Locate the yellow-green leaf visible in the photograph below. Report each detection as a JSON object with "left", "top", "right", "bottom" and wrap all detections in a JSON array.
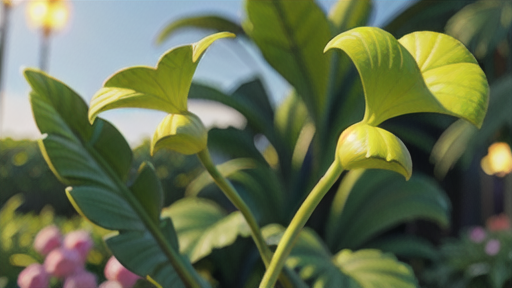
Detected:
[
  {"left": 151, "top": 112, "right": 207, "bottom": 156},
  {"left": 336, "top": 123, "right": 412, "bottom": 180},
  {"left": 325, "top": 27, "right": 489, "bottom": 128},
  {"left": 88, "top": 32, "right": 235, "bottom": 123}
]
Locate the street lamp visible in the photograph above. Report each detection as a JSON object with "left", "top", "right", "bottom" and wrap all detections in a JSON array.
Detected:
[{"left": 26, "top": 0, "right": 69, "bottom": 72}]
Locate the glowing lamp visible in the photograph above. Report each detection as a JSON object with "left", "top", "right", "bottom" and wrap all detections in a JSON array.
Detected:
[{"left": 481, "top": 142, "right": 512, "bottom": 177}]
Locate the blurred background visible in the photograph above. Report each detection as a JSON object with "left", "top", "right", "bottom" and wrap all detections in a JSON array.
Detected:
[{"left": 1, "top": 0, "right": 511, "bottom": 287}]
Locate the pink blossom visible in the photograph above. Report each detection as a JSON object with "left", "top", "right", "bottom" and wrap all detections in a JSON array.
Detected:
[
  {"left": 63, "top": 230, "right": 93, "bottom": 262},
  {"left": 99, "top": 280, "right": 124, "bottom": 288},
  {"left": 34, "top": 225, "right": 62, "bottom": 256},
  {"left": 44, "top": 247, "right": 83, "bottom": 278},
  {"left": 17, "top": 263, "right": 50, "bottom": 288},
  {"left": 485, "top": 239, "right": 501, "bottom": 256},
  {"left": 63, "top": 270, "right": 97, "bottom": 288},
  {"left": 469, "top": 226, "right": 486, "bottom": 243},
  {"left": 104, "top": 256, "right": 140, "bottom": 288}
]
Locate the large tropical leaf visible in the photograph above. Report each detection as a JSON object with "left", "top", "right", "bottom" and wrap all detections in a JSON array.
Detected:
[
  {"left": 89, "top": 32, "right": 234, "bottom": 122},
  {"left": 206, "top": 127, "right": 268, "bottom": 165},
  {"left": 161, "top": 198, "right": 251, "bottom": 263},
  {"left": 243, "top": 0, "right": 332, "bottom": 122},
  {"left": 325, "top": 169, "right": 450, "bottom": 252},
  {"left": 445, "top": 0, "right": 512, "bottom": 58},
  {"left": 156, "top": 15, "right": 245, "bottom": 45},
  {"left": 263, "top": 225, "right": 417, "bottom": 288},
  {"left": 431, "top": 74, "right": 512, "bottom": 177},
  {"left": 325, "top": 27, "right": 489, "bottom": 128},
  {"left": 328, "top": 0, "right": 373, "bottom": 34},
  {"left": 25, "top": 69, "right": 200, "bottom": 288}
]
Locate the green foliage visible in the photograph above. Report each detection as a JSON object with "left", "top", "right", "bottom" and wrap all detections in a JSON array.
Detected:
[{"left": 25, "top": 69, "right": 203, "bottom": 287}]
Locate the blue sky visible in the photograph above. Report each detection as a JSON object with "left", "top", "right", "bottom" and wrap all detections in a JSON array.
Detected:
[{"left": 1, "top": 0, "right": 414, "bottom": 146}]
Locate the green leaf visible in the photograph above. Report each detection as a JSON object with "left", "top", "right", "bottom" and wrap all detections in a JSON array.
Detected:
[
  {"left": 151, "top": 112, "right": 207, "bottom": 155},
  {"left": 156, "top": 15, "right": 245, "bottom": 45},
  {"left": 189, "top": 81, "right": 275, "bottom": 144},
  {"left": 105, "top": 219, "right": 187, "bottom": 288},
  {"left": 130, "top": 162, "right": 164, "bottom": 224},
  {"left": 325, "top": 27, "right": 489, "bottom": 128},
  {"left": 25, "top": 69, "right": 197, "bottom": 287},
  {"left": 263, "top": 225, "right": 360, "bottom": 288},
  {"left": 336, "top": 123, "right": 412, "bottom": 180},
  {"left": 162, "top": 198, "right": 251, "bottom": 263},
  {"left": 328, "top": 0, "right": 373, "bottom": 34},
  {"left": 431, "top": 74, "right": 512, "bottom": 177},
  {"left": 365, "top": 235, "right": 439, "bottom": 261},
  {"left": 244, "top": 0, "right": 332, "bottom": 121},
  {"left": 446, "top": 0, "right": 512, "bottom": 58},
  {"left": 274, "top": 91, "right": 309, "bottom": 155},
  {"left": 206, "top": 127, "right": 268, "bottom": 165},
  {"left": 333, "top": 249, "right": 418, "bottom": 288},
  {"left": 326, "top": 169, "right": 450, "bottom": 252},
  {"left": 88, "top": 32, "right": 235, "bottom": 122}
]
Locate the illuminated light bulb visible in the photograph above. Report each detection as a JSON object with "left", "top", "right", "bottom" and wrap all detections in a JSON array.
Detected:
[
  {"left": 481, "top": 142, "right": 512, "bottom": 177},
  {"left": 26, "top": 0, "right": 69, "bottom": 30}
]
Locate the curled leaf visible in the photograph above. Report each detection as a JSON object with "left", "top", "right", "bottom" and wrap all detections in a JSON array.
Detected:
[
  {"left": 151, "top": 112, "right": 207, "bottom": 155},
  {"left": 89, "top": 32, "right": 235, "bottom": 123},
  {"left": 324, "top": 27, "right": 488, "bottom": 128},
  {"left": 336, "top": 123, "right": 412, "bottom": 180}
]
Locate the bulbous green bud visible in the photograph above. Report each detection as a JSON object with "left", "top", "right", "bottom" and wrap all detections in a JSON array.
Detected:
[
  {"left": 151, "top": 112, "right": 207, "bottom": 155},
  {"left": 337, "top": 123, "right": 412, "bottom": 180}
]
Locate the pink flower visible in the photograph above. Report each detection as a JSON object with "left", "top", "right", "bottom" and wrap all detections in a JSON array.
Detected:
[
  {"left": 44, "top": 247, "right": 83, "bottom": 278},
  {"left": 63, "top": 230, "right": 93, "bottom": 262},
  {"left": 104, "top": 256, "right": 140, "bottom": 288},
  {"left": 63, "top": 270, "right": 97, "bottom": 288},
  {"left": 17, "top": 264, "right": 49, "bottom": 288},
  {"left": 99, "top": 280, "right": 124, "bottom": 288},
  {"left": 469, "top": 226, "right": 486, "bottom": 243},
  {"left": 485, "top": 239, "right": 501, "bottom": 256},
  {"left": 34, "top": 225, "right": 62, "bottom": 256}
]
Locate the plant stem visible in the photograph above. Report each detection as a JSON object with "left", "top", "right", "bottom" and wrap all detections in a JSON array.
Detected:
[
  {"left": 89, "top": 148, "right": 205, "bottom": 288},
  {"left": 197, "top": 149, "right": 304, "bottom": 288},
  {"left": 259, "top": 160, "right": 344, "bottom": 288}
]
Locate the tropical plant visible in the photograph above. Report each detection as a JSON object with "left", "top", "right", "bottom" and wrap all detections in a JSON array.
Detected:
[{"left": 22, "top": 0, "right": 489, "bottom": 287}]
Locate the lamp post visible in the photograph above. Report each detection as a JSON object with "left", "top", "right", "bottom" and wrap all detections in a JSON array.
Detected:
[{"left": 27, "top": 0, "right": 69, "bottom": 72}]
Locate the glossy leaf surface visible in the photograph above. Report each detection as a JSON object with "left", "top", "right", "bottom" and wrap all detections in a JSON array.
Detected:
[
  {"left": 263, "top": 225, "right": 416, "bottom": 288},
  {"left": 334, "top": 249, "right": 417, "bottom": 288},
  {"left": 326, "top": 169, "right": 450, "bottom": 252},
  {"left": 162, "top": 198, "right": 251, "bottom": 263},
  {"left": 89, "top": 32, "right": 235, "bottom": 122},
  {"left": 337, "top": 123, "right": 412, "bottom": 180},
  {"left": 156, "top": 15, "right": 244, "bottom": 45},
  {"left": 151, "top": 112, "right": 207, "bottom": 155},
  {"left": 325, "top": 27, "right": 488, "bottom": 128},
  {"left": 244, "top": 0, "right": 331, "bottom": 121},
  {"left": 25, "top": 69, "right": 192, "bottom": 287}
]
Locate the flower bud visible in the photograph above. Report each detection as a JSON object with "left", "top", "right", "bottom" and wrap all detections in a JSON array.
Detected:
[
  {"left": 44, "top": 248, "right": 82, "bottom": 278},
  {"left": 151, "top": 112, "right": 207, "bottom": 155},
  {"left": 63, "top": 230, "right": 93, "bottom": 262},
  {"left": 337, "top": 123, "right": 412, "bottom": 180},
  {"left": 17, "top": 264, "right": 49, "bottom": 288},
  {"left": 104, "top": 256, "right": 140, "bottom": 288},
  {"left": 63, "top": 270, "right": 97, "bottom": 288},
  {"left": 34, "top": 225, "right": 62, "bottom": 256}
]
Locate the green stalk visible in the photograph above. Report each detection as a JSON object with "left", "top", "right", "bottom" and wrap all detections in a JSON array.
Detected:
[
  {"left": 197, "top": 149, "right": 305, "bottom": 288},
  {"left": 259, "top": 159, "right": 344, "bottom": 288},
  {"left": 88, "top": 148, "right": 205, "bottom": 288}
]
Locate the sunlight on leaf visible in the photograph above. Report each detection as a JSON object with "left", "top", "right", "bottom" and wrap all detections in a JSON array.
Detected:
[{"left": 151, "top": 112, "right": 207, "bottom": 155}]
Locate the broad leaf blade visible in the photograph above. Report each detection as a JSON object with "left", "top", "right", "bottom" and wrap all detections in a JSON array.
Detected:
[
  {"left": 157, "top": 15, "right": 245, "bottom": 45},
  {"left": 244, "top": 0, "right": 331, "bottom": 122},
  {"left": 325, "top": 27, "right": 489, "bottom": 128},
  {"left": 328, "top": 0, "right": 373, "bottom": 34},
  {"left": 89, "top": 32, "right": 235, "bottom": 122},
  {"left": 130, "top": 162, "right": 164, "bottom": 224},
  {"left": 334, "top": 249, "right": 418, "bottom": 288},
  {"left": 326, "top": 169, "right": 450, "bottom": 252},
  {"left": 162, "top": 198, "right": 251, "bottom": 263}
]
